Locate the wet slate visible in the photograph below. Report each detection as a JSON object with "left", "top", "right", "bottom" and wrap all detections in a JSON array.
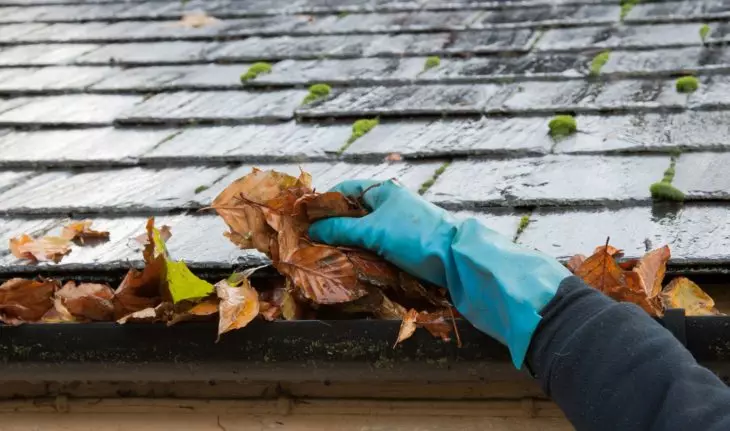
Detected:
[
  {"left": 117, "top": 90, "right": 307, "bottom": 124},
  {"left": 252, "top": 57, "right": 424, "bottom": 86},
  {"left": 142, "top": 123, "right": 346, "bottom": 162},
  {"left": 0, "top": 66, "right": 115, "bottom": 92},
  {"left": 555, "top": 111, "right": 730, "bottom": 154},
  {"left": 0, "top": 217, "right": 62, "bottom": 259},
  {"left": 0, "top": 166, "right": 231, "bottom": 214},
  {"left": 0, "top": 128, "right": 174, "bottom": 167},
  {"left": 444, "top": 29, "right": 538, "bottom": 54},
  {"left": 298, "top": 84, "right": 508, "bottom": 117},
  {"left": 0, "top": 95, "right": 143, "bottom": 126},
  {"left": 0, "top": 170, "right": 35, "bottom": 194},
  {"left": 0, "top": 43, "right": 100, "bottom": 66},
  {"left": 601, "top": 47, "right": 705, "bottom": 76},
  {"left": 419, "top": 53, "right": 587, "bottom": 82},
  {"left": 343, "top": 117, "right": 553, "bottom": 159},
  {"left": 426, "top": 155, "right": 668, "bottom": 207},
  {"left": 521, "top": 204, "right": 730, "bottom": 263},
  {"left": 74, "top": 42, "right": 219, "bottom": 65},
  {"left": 536, "top": 24, "right": 704, "bottom": 52},
  {"left": 673, "top": 152, "right": 730, "bottom": 200}
]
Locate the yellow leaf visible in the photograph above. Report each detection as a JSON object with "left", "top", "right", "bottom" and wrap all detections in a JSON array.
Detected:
[
  {"left": 166, "top": 259, "right": 214, "bottom": 304},
  {"left": 661, "top": 277, "right": 722, "bottom": 316}
]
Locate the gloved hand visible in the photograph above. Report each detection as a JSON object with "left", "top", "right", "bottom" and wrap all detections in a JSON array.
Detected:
[{"left": 309, "top": 179, "right": 571, "bottom": 369}]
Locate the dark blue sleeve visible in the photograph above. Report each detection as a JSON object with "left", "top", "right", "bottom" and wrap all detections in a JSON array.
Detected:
[{"left": 527, "top": 276, "right": 730, "bottom": 431}]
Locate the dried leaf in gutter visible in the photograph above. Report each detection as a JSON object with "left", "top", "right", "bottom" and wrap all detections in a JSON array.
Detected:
[
  {"left": 661, "top": 277, "right": 722, "bottom": 316},
  {"left": 575, "top": 246, "right": 626, "bottom": 294},
  {"left": 566, "top": 254, "right": 586, "bottom": 273},
  {"left": 114, "top": 266, "right": 163, "bottom": 319},
  {"left": 215, "top": 279, "right": 259, "bottom": 340},
  {"left": 9, "top": 234, "right": 71, "bottom": 263},
  {"left": 168, "top": 298, "right": 219, "bottom": 326},
  {"left": 277, "top": 245, "right": 366, "bottom": 304},
  {"left": 41, "top": 298, "right": 77, "bottom": 323},
  {"left": 395, "top": 309, "right": 419, "bottom": 346},
  {"left": 60, "top": 220, "right": 110, "bottom": 245},
  {"left": 0, "top": 278, "right": 57, "bottom": 324},
  {"left": 57, "top": 281, "right": 115, "bottom": 321},
  {"left": 594, "top": 245, "right": 623, "bottom": 257},
  {"left": 117, "top": 302, "right": 172, "bottom": 324}
]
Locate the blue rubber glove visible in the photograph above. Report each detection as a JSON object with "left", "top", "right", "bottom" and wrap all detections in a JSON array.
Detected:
[{"left": 309, "top": 179, "right": 571, "bottom": 369}]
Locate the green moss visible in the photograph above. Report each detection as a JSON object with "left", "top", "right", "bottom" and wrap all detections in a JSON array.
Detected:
[
  {"left": 513, "top": 214, "right": 531, "bottom": 242},
  {"left": 418, "top": 161, "right": 451, "bottom": 195},
  {"left": 676, "top": 76, "right": 699, "bottom": 93},
  {"left": 424, "top": 56, "right": 441, "bottom": 71},
  {"left": 650, "top": 182, "right": 685, "bottom": 202},
  {"left": 194, "top": 185, "right": 209, "bottom": 194},
  {"left": 620, "top": 0, "right": 640, "bottom": 20},
  {"left": 548, "top": 115, "right": 577, "bottom": 139},
  {"left": 589, "top": 51, "right": 610, "bottom": 76},
  {"left": 240, "top": 62, "right": 272, "bottom": 82},
  {"left": 700, "top": 24, "right": 710, "bottom": 42},
  {"left": 339, "top": 118, "right": 379, "bottom": 153},
  {"left": 301, "top": 83, "right": 332, "bottom": 105}
]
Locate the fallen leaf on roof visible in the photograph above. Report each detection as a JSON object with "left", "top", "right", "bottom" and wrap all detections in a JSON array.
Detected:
[
  {"left": 216, "top": 278, "right": 259, "bottom": 340},
  {"left": 177, "top": 11, "right": 219, "bottom": 28},
  {"left": 9, "top": 234, "right": 71, "bottom": 263},
  {"left": 384, "top": 153, "right": 403, "bottom": 162},
  {"left": 56, "top": 281, "right": 115, "bottom": 321},
  {"left": 133, "top": 224, "right": 171, "bottom": 246},
  {"left": 61, "top": 220, "right": 110, "bottom": 245},
  {"left": 0, "top": 278, "right": 57, "bottom": 324},
  {"left": 661, "top": 277, "right": 722, "bottom": 316},
  {"left": 566, "top": 254, "right": 586, "bottom": 272}
]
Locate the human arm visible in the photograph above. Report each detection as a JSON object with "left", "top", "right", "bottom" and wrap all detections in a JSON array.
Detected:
[{"left": 309, "top": 179, "right": 730, "bottom": 431}]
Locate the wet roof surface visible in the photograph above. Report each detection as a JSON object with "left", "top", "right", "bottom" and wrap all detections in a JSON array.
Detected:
[{"left": 0, "top": 0, "right": 729, "bottom": 275}]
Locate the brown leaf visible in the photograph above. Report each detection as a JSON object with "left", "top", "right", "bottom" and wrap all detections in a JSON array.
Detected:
[
  {"left": 566, "top": 254, "right": 586, "bottom": 273},
  {"left": 177, "top": 11, "right": 219, "bottom": 28},
  {"left": 661, "top": 277, "right": 722, "bottom": 316},
  {"left": 277, "top": 245, "right": 366, "bottom": 304},
  {"left": 215, "top": 278, "right": 260, "bottom": 340},
  {"left": 113, "top": 267, "right": 163, "bottom": 319},
  {"left": 41, "top": 297, "right": 77, "bottom": 323},
  {"left": 168, "top": 298, "right": 219, "bottom": 325},
  {"left": 0, "top": 278, "right": 57, "bottom": 323},
  {"left": 632, "top": 245, "right": 670, "bottom": 299},
  {"left": 384, "top": 153, "right": 403, "bottom": 163},
  {"left": 341, "top": 287, "right": 406, "bottom": 319},
  {"left": 575, "top": 247, "right": 625, "bottom": 293},
  {"left": 56, "top": 281, "right": 115, "bottom": 321},
  {"left": 395, "top": 309, "right": 418, "bottom": 346},
  {"left": 61, "top": 220, "right": 110, "bottom": 245},
  {"left": 594, "top": 245, "right": 624, "bottom": 258},
  {"left": 134, "top": 225, "right": 171, "bottom": 246},
  {"left": 117, "top": 302, "right": 172, "bottom": 324},
  {"left": 346, "top": 249, "right": 400, "bottom": 288},
  {"left": 9, "top": 234, "right": 71, "bottom": 263},
  {"left": 294, "top": 192, "right": 368, "bottom": 222},
  {"left": 416, "top": 310, "right": 452, "bottom": 342},
  {"left": 618, "top": 258, "right": 639, "bottom": 270}
]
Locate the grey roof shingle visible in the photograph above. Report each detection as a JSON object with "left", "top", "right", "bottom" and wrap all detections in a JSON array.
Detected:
[{"left": 0, "top": 0, "right": 728, "bottom": 273}]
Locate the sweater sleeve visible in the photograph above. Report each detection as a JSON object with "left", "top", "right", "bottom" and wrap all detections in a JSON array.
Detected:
[{"left": 527, "top": 276, "right": 730, "bottom": 431}]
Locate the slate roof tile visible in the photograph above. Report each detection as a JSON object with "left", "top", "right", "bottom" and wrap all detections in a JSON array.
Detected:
[{"left": 0, "top": 0, "right": 727, "bottom": 273}]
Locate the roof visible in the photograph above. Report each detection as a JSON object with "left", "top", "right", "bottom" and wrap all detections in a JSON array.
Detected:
[{"left": 0, "top": 0, "right": 729, "bottom": 278}]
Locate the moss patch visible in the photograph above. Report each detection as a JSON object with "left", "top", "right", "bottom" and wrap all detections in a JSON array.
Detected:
[
  {"left": 240, "top": 62, "right": 272, "bottom": 82},
  {"left": 548, "top": 115, "right": 577, "bottom": 139},
  {"left": 589, "top": 51, "right": 610, "bottom": 76},
  {"left": 620, "top": 0, "right": 640, "bottom": 20},
  {"left": 339, "top": 118, "right": 379, "bottom": 153},
  {"left": 650, "top": 154, "right": 685, "bottom": 202},
  {"left": 675, "top": 76, "right": 699, "bottom": 93},
  {"left": 194, "top": 185, "right": 209, "bottom": 194},
  {"left": 423, "top": 56, "right": 441, "bottom": 71},
  {"left": 700, "top": 24, "right": 710, "bottom": 43},
  {"left": 418, "top": 161, "right": 451, "bottom": 195},
  {"left": 302, "top": 83, "right": 332, "bottom": 105},
  {"left": 513, "top": 214, "right": 531, "bottom": 242}
]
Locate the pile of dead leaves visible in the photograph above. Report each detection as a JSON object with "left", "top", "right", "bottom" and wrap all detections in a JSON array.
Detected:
[
  {"left": 210, "top": 168, "right": 457, "bottom": 345},
  {"left": 1, "top": 168, "right": 722, "bottom": 346},
  {"left": 569, "top": 242, "right": 721, "bottom": 316}
]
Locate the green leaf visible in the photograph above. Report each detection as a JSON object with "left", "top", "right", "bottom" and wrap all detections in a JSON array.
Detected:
[
  {"left": 152, "top": 227, "right": 214, "bottom": 303},
  {"left": 166, "top": 259, "right": 214, "bottom": 304}
]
